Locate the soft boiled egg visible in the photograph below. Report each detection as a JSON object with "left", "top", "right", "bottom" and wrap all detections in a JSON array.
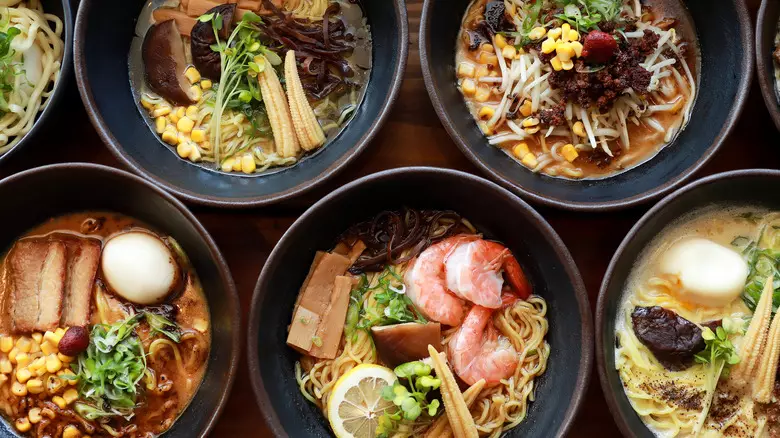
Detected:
[
  {"left": 101, "top": 231, "right": 181, "bottom": 305},
  {"left": 659, "top": 237, "right": 748, "bottom": 307}
]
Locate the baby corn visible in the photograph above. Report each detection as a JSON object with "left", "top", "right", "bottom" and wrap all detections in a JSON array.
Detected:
[
  {"left": 730, "top": 278, "right": 773, "bottom": 386},
  {"left": 285, "top": 50, "right": 325, "bottom": 151},
  {"left": 428, "top": 345, "right": 477, "bottom": 438},
  {"left": 257, "top": 56, "right": 299, "bottom": 158}
]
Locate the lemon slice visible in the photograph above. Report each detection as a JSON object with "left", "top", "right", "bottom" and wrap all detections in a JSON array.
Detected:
[{"left": 327, "top": 364, "right": 397, "bottom": 438}]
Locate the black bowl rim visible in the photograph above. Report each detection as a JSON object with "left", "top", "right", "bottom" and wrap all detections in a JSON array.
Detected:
[
  {"left": 0, "top": 0, "right": 74, "bottom": 166},
  {"left": 246, "top": 166, "right": 594, "bottom": 438},
  {"left": 595, "top": 168, "right": 780, "bottom": 438},
  {"left": 0, "top": 162, "right": 241, "bottom": 438},
  {"left": 419, "top": 0, "right": 754, "bottom": 212},
  {"left": 72, "top": 0, "right": 409, "bottom": 208},
  {"left": 756, "top": 0, "right": 780, "bottom": 132}
]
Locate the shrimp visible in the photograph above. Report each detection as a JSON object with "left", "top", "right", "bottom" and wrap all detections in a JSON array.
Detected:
[
  {"left": 405, "top": 237, "right": 469, "bottom": 326},
  {"left": 445, "top": 239, "right": 531, "bottom": 308},
  {"left": 448, "top": 305, "right": 519, "bottom": 387}
]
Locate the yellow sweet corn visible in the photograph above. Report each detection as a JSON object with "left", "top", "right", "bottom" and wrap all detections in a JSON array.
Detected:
[
  {"left": 31, "top": 333, "right": 42, "bottom": 344},
  {"left": 478, "top": 106, "right": 495, "bottom": 120},
  {"left": 0, "top": 336, "right": 13, "bottom": 353},
  {"left": 501, "top": 45, "right": 517, "bottom": 60},
  {"left": 26, "top": 378, "right": 43, "bottom": 394},
  {"left": 285, "top": 50, "right": 325, "bottom": 151},
  {"left": 561, "top": 144, "right": 579, "bottom": 162},
  {"left": 550, "top": 57, "right": 563, "bottom": 71},
  {"left": 63, "top": 425, "right": 80, "bottom": 438},
  {"left": 16, "top": 337, "right": 31, "bottom": 353},
  {"left": 162, "top": 129, "right": 178, "bottom": 145},
  {"left": 561, "top": 59, "right": 574, "bottom": 71},
  {"left": 155, "top": 117, "right": 166, "bottom": 134},
  {"left": 191, "top": 129, "right": 206, "bottom": 143},
  {"left": 731, "top": 279, "right": 774, "bottom": 386},
  {"left": 568, "top": 29, "right": 580, "bottom": 42},
  {"left": 185, "top": 105, "right": 199, "bottom": 120},
  {"left": 200, "top": 79, "right": 213, "bottom": 90},
  {"left": 529, "top": 27, "right": 547, "bottom": 40},
  {"left": 548, "top": 27, "right": 562, "bottom": 40},
  {"left": 556, "top": 42, "right": 575, "bottom": 62},
  {"left": 480, "top": 43, "right": 494, "bottom": 53},
  {"left": 520, "top": 100, "right": 533, "bottom": 117},
  {"left": 177, "top": 141, "right": 193, "bottom": 159},
  {"left": 12, "top": 381, "right": 26, "bottom": 396},
  {"left": 151, "top": 104, "right": 171, "bottom": 118},
  {"left": 177, "top": 116, "right": 195, "bottom": 133},
  {"left": 15, "top": 418, "right": 30, "bottom": 433},
  {"left": 184, "top": 66, "right": 201, "bottom": 84},
  {"left": 525, "top": 126, "right": 541, "bottom": 135},
  {"left": 541, "top": 38, "right": 556, "bottom": 54},
  {"left": 461, "top": 78, "right": 477, "bottom": 96},
  {"left": 494, "top": 33, "right": 507, "bottom": 49},
  {"left": 28, "top": 408, "right": 41, "bottom": 424},
  {"left": 521, "top": 153, "right": 538, "bottom": 168},
  {"left": 221, "top": 158, "right": 235, "bottom": 172},
  {"left": 474, "top": 86, "right": 491, "bottom": 103},
  {"left": 58, "top": 353, "right": 73, "bottom": 363},
  {"left": 561, "top": 23, "right": 571, "bottom": 42},
  {"left": 241, "top": 155, "right": 257, "bottom": 174},
  {"left": 512, "top": 142, "right": 530, "bottom": 159},
  {"left": 15, "top": 353, "right": 30, "bottom": 368},
  {"left": 16, "top": 368, "right": 31, "bottom": 384},
  {"left": 0, "top": 359, "right": 11, "bottom": 374},
  {"left": 571, "top": 41, "right": 583, "bottom": 57},
  {"left": 474, "top": 65, "right": 490, "bottom": 78},
  {"left": 572, "top": 121, "right": 586, "bottom": 137},
  {"left": 46, "top": 354, "right": 62, "bottom": 373},
  {"left": 457, "top": 62, "right": 475, "bottom": 78},
  {"left": 522, "top": 117, "right": 540, "bottom": 128},
  {"left": 63, "top": 388, "right": 78, "bottom": 404},
  {"left": 52, "top": 395, "right": 67, "bottom": 409},
  {"left": 478, "top": 51, "right": 498, "bottom": 65},
  {"left": 189, "top": 145, "right": 202, "bottom": 162},
  {"left": 190, "top": 85, "right": 203, "bottom": 102},
  {"left": 43, "top": 331, "right": 61, "bottom": 346},
  {"left": 258, "top": 55, "right": 299, "bottom": 158}
]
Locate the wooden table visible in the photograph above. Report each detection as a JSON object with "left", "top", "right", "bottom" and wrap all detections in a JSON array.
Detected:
[{"left": 2, "top": 0, "right": 779, "bottom": 436}]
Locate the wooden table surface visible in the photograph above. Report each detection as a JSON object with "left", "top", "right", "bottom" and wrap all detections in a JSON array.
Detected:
[{"left": 2, "top": 0, "right": 779, "bottom": 436}]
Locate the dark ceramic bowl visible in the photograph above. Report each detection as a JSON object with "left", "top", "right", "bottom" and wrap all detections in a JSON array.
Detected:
[
  {"left": 420, "top": 0, "right": 753, "bottom": 211},
  {"left": 0, "top": 163, "right": 239, "bottom": 438},
  {"left": 248, "top": 167, "right": 593, "bottom": 437},
  {"left": 73, "top": 0, "right": 407, "bottom": 208},
  {"left": 757, "top": 0, "right": 780, "bottom": 131},
  {"left": 597, "top": 169, "right": 780, "bottom": 437},
  {"left": 0, "top": 0, "right": 73, "bottom": 165}
]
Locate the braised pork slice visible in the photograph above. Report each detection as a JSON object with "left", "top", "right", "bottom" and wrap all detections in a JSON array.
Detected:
[
  {"left": 62, "top": 238, "right": 101, "bottom": 327},
  {"left": 10, "top": 239, "right": 66, "bottom": 333}
]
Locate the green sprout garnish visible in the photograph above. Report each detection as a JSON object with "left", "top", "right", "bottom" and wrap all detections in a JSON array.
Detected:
[{"left": 376, "top": 361, "right": 442, "bottom": 438}]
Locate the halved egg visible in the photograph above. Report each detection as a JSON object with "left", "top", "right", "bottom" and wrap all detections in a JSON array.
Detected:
[
  {"left": 659, "top": 237, "right": 749, "bottom": 307},
  {"left": 101, "top": 231, "right": 181, "bottom": 305}
]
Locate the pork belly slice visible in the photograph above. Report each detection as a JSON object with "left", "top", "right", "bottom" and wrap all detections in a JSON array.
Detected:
[
  {"left": 10, "top": 239, "right": 66, "bottom": 333},
  {"left": 62, "top": 238, "right": 101, "bottom": 327}
]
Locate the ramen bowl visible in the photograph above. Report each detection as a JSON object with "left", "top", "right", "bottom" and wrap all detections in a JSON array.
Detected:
[
  {"left": 248, "top": 167, "right": 593, "bottom": 437},
  {"left": 597, "top": 169, "right": 780, "bottom": 436},
  {"left": 420, "top": 0, "right": 753, "bottom": 211},
  {"left": 0, "top": 163, "right": 240, "bottom": 437},
  {"left": 757, "top": 0, "right": 780, "bottom": 131},
  {"left": 73, "top": 0, "right": 407, "bottom": 207},
  {"left": 0, "top": 0, "right": 73, "bottom": 166}
]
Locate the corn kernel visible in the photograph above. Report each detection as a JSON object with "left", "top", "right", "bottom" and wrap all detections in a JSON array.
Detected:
[
  {"left": 12, "top": 381, "right": 26, "bottom": 396},
  {"left": 480, "top": 43, "right": 494, "bottom": 53},
  {"left": 501, "top": 45, "right": 517, "bottom": 60},
  {"left": 140, "top": 95, "right": 156, "bottom": 110},
  {"left": 221, "top": 158, "right": 235, "bottom": 172},
  {"left": 46, "top": 354, "right": 62, "bottom": 373},
  {"left": 151, "top": 104, "right": 171, "bottom": 118},
  {"left": 548, "top": 27, "right": 562, "bottom": 40},
  {"left": 232, "top": 157, "right": 243, "bottom": 172},
  {"left": 52, "top": 395, "right": 67, "bottom": 409},
  {"left": 15, "top": 353, "right": 30, "bottom": 368},
  {"left": 31, "top": 333, "right": 42, "bottom": 344},
  {"left": 541, "top": 38, "right": 557, "bottom": 54},
  {"left": 28, "top": 407, "right": 42, "bottom": 424},
  {"left": 169, "top": 107, "right": 182, "bottom": 124},
  {"left": 570, "top": 41, "right": 583, "bottom": 58},
  {"left": 200, "top": 79, "right": 213, "bottom": 90},
  {"left": 529, "top": 27, "right": 547, "bottom": 41},
  {"left": 16, "top": 337, "right": 31, "bottom": 353},
  {"left": 512, "top": 142, "right": 530, "bottom": 159},
  {"left": 241, "top": 155, "right": 256, "bottom": 174},
  {"left": 16, "top": 368, "right": 31, "bottom": 384},
  {"left": 63, "top": 388, "right": 78, "bottom": 404},
  {"left": 0, "top": 336, "right": 13, "bottom": 353},
  {"left": 162, "top": 129, "right": 178, "bottom": 145},
  {"left": 474, "top": 64, "right": 490, "bottom": 78},
  {"left": 177, "top": 116, "right": 195, "bottom": 133},
  {"left": 0, "top": 359, "right": 10, "bottom": 374},
  {"left": 29, "top": 342, "right": 40, "bottom": 354},
  {"left": 185, "top": 106, "right": 199, "bottom": 120},
  {"left": 63, "top": 425, "right": 81, "bottom": 438},
  {"left": 30, "top": 356, "right": 45, "bottom": 371},
  {"left": 43, "top": 331, "right": 61, "bottom": 346},
  {"left": 190, "top": 84, "right": 203, "bottom": 102},
  {"left": 475, "top": 85, "right": 491, "bottom": 103},
  {"left": 556, "top": 42, "right": 575, "bottom": 62},
  {"left": 184, "top": 66, "right": 201, "bottom": 84},
  {"left": 153, "top": 116, "right": 166, "bottom": 134},
  {"left": 478, "top": 121, "right": 493, "bottom": 136},
  {"left": 8, "top": 347, "right": 17, "bottom": 364},
  {"left": 520, "top": 100, "right": 533, "bottom": 117},
  {"left": 561, "top": 23, "right": 571, "bottom": 37},
  {"left": 522, "top": 117, "right": 540, "bottom": 128},
  {"left": 461, "top": 78, "right": 477, "bottom": 97},
  {"left": 495, "top": 33, "right": 507, "bottom": 49},
  {"left": 189, "top": 146, "right": 202, "bottom": 162},
  {"left": 550, "top": 56, "right": 563, "bottom": 71},
  {"left": 572, "top": 121, "right": 586, "bottom": 137},
  {"left": 54, "top": 328, "right": 66, "bottom": 338},
  {"left": 478, "top": 51, "right": 498, "bottom": 66},
  {"left": 522, "top": 153, "right": 539, "bottom": 168},
  {"left": 457, "top": 62, "right": 475, "bottom": 78},
  {"left": 177, "top": 141, "right": 193, "bottom": 159},
  {"left": 525, "top": 126, "right": 541, "bottom": 135},
  {"left": 191, "top": 129, "right": 206, "bottom": 143},
  {"left": 478, "top": 106, "right": 495, "bottom": 120},
  {"left": 568, "top": 30, "right": 580, "bottom": 42},
  {"left": 561, "top": 59, "right": 574, "bottom": 71},
  {"left": 561, "top": 144, "right": 579, "bottom": 162},
  {"left": 15, "top": 418, "right": 30, "bottom": 432}
]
